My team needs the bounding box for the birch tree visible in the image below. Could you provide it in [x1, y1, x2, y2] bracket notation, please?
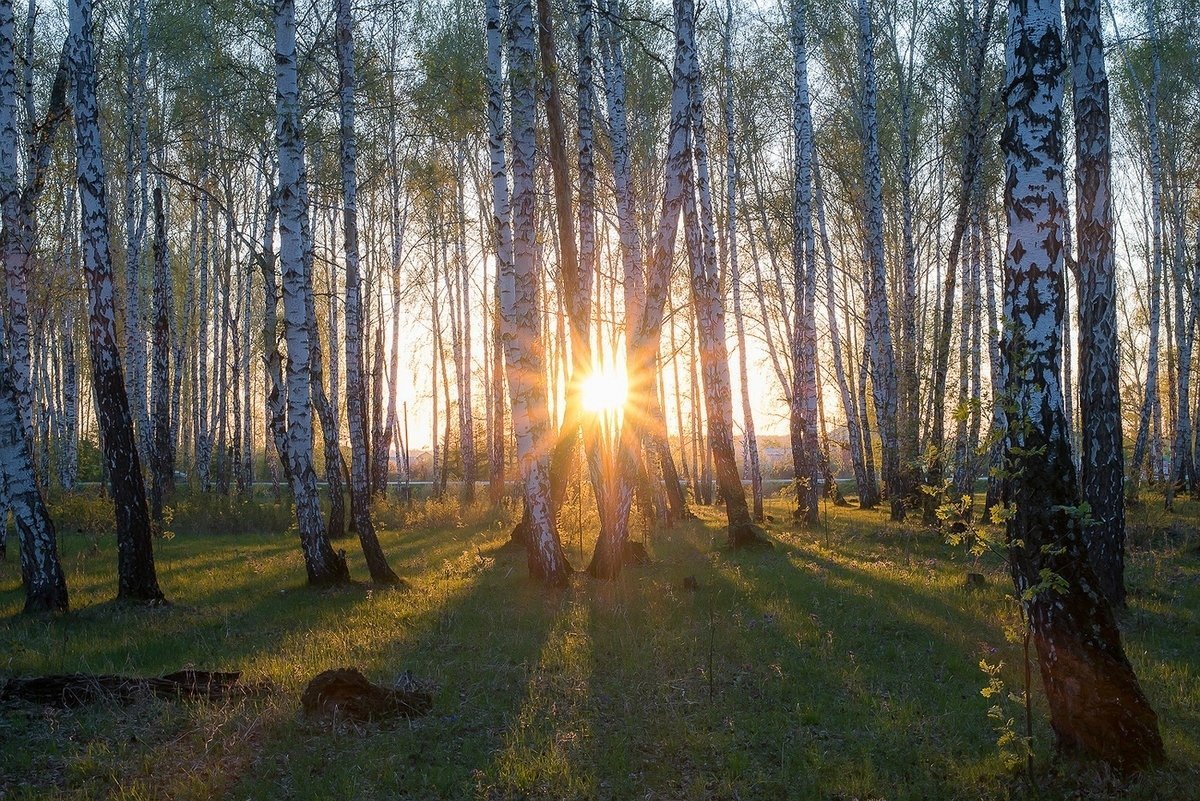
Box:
[501, 0, 571, 585]
[1000, 0, 1161, 768]
[1066, 0, 1125, 606]
[789, 0, 820, 525]
[336, 0, 400, 584]
[724, 0, 763, 522]
[0, 0, 67, 613]
[149, 187, 172, 522]
[70, 0, 164, 603]
[274, 0, 350, 586]
[856, 0, 904, 520]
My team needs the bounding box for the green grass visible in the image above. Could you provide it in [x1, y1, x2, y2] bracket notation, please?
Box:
[1, 492, 1198, 800]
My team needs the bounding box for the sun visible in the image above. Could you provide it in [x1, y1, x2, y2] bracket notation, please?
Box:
[581, 368, 628, 413]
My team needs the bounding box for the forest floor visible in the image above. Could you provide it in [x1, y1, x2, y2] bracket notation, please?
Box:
[1, 489, 1198, 800]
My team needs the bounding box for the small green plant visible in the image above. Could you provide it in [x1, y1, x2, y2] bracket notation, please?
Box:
[979, 656, 1033, 772]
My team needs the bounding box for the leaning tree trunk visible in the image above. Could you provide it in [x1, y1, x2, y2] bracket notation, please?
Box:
[335, 0, 400, 585]
[501, 0, 571, 585]
[1067, 0, 1125, 606]
[70, 0, 163, 603]
[598, 0, 689, 527]
[274, 0, 350, 586]
[1000, 0, 1161, 769]
[0, 334, 68, 612]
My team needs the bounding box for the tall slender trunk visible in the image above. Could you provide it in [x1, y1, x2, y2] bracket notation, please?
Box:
[724, 0, 762, 523]
[149, 187, 173, 521]
[814, 156, 872, 507]
[70, 0, 163, 602]
[274, 0, 349, 585]
[789, 0, 820, 524]
[123, 0, 149, 460]
[336, 0, 399, 584]
[678, 0, 761, 546]
[1067, 0, 1126, 603]
[1130, 0, 1164, 489]
[857, 0, 903, 520]
[502, 0, 570, 584]
[0, 0, 67, 612]
[927, 0, 995, 518]
[1001, 0, 1160, 767]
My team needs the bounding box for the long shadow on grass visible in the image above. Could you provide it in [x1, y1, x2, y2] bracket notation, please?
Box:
[539, 513, 1025, 801]
[223, 528, 568, 800]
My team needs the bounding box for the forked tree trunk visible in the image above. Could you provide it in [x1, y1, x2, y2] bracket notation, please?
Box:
[1000, 0, 1161, 769]
[70, 0, 164, 603]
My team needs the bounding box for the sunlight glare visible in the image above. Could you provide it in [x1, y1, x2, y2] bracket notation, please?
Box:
[581, 368, 628, 413]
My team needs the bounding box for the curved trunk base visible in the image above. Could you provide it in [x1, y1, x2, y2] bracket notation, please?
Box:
[727, 522, 772, 550]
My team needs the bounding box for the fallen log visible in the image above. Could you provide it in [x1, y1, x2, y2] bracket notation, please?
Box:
[0, 670, 271, 708]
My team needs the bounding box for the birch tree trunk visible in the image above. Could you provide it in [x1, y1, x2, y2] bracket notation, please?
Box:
[336, 0, 399, 584]
[1130, 0, 1164, 490]
[502, 0, 570, 585]
[274, 0, 349, 586]
[123, 0, 149, 460]
[926, 1, 994, 519]
[70, 0, 164, 603]
[789, 0, 820, 525]
[1067, 0, 1126, 606]
[602, 0, 689, 525]
[678, 0, 762, 547]
[814, 156, 872, 507]
[149, 187, 173, 522]
[0, 0, 67, 612]
[856, 0, 904, 520]
[724, 0, 762, 523]
[1001, 0, 1161, 768]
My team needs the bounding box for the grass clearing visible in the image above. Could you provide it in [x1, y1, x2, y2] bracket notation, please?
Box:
[1, 493, 1198, 799]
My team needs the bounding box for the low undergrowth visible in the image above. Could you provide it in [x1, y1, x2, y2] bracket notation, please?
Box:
[0, 491, 1197, 800]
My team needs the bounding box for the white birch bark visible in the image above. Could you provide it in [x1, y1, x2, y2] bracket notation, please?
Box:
[336, 0, 399, 584]
[70, 0, 163, 602]
[502, 0, 570, 585]
[0, 0, 67, 612]
[123, 0, 149, 459]
[725, 0, 763, 522]
[1001, 0, 1161, 768]
[1067, 0, 1126, 603]
[789, 0, 820, 524]
[678, 0, 758, 543]
[274, 0, 349, 585]
[856, 0, 903, 519]
[1131, 0, 1164, 485]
